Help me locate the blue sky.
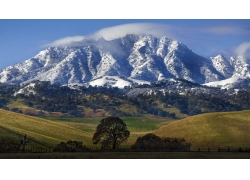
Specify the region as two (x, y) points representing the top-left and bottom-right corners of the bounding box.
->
(0, 19), (250, 70)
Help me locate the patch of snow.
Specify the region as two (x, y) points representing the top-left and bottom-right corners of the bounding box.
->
(88, 76), (131, 88)
(14, 83), (36, 96)
(203, 76), (240, 89)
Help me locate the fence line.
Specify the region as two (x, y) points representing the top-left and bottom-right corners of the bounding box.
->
(1, 143), (250, 153)
(190, 147), (250, 153)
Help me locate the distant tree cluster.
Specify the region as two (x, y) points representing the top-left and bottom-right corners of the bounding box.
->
(125, 94), (176, 118)
(19, 81), (133, 117)
(131, 133), (191, 152)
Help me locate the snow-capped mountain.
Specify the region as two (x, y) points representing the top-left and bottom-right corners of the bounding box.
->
(210, 54), (250, 78)
(0, 34), (249, 88)
(205, 55), (250, 89)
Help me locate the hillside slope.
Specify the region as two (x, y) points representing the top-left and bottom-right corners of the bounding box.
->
(154, 110), (250, 148)
(0, 109), (92, 147)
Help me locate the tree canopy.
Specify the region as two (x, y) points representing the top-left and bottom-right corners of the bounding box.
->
(131, 133), (191, 152)
(93, 117), (130, 150)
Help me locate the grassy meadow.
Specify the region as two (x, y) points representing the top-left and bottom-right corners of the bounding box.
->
(2, 108), (250, 153)
(154, 110), (250, 150)
(0, 109), (175, 149)
(40, 115), (175, 148)
(0, 109), (92, 148)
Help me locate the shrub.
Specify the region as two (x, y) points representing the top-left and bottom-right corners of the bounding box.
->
(53, 140), (90, 152)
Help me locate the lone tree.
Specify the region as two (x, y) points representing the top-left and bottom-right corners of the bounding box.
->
(93, 117), (130, 150)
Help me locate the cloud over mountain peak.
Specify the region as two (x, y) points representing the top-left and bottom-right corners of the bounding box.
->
(91, 23), (171, 40)
(43, 23), (172, 47)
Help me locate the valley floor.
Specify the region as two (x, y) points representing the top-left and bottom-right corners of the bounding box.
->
(1, 152), (250, 159)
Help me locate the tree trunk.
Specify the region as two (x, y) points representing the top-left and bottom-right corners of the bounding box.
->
(112, 137), (117, 150)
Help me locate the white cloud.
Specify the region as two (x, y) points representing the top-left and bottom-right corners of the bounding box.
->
(43, 23), (248, 48)
(43, 36), (85, 47)
(43, 23), (172, 47)
(234, 42), (250, 58)
(90, 23), (171, 40)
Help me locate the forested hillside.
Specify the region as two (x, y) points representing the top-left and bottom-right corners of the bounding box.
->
(1, 80), (250, 118)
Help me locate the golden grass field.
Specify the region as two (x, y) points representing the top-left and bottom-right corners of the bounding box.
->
(0, 109), (92, 148)
(40, 115), (175, 148)
(2, 108), (250, 152)
(0, 109), (174, 149)
(154, 110), (250, 149)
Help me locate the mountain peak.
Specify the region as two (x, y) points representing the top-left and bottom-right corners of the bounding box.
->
(0, 34), (245, 88)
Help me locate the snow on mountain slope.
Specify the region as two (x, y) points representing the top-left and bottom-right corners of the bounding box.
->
(87, 76), (131, 88)
(204, 75), (250, 89)
(229, 56), (250, 77)
(14, 82), (36, 96)
(204, 76), (240, 89)
(0, 34), (247, 88)
(0, 47), (78, 84)
(206, 55), (250, 89)
(210, 54), (234, 78)
(86, 76), (150, 88)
